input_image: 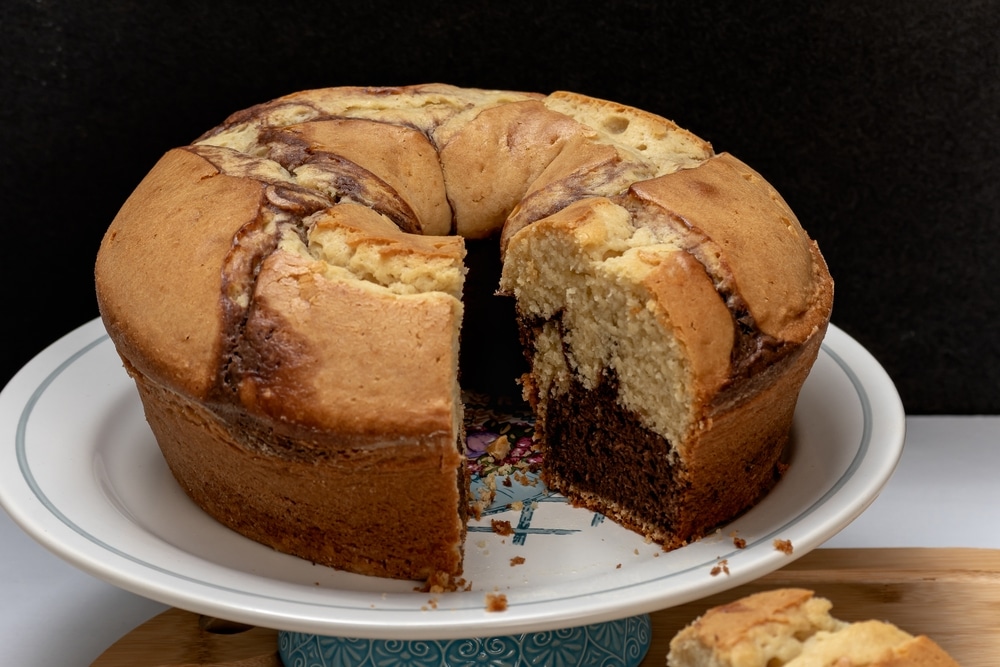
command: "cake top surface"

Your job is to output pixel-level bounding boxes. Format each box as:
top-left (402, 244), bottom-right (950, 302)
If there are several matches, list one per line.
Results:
top-left (95, 84), bottom-right (833, 445)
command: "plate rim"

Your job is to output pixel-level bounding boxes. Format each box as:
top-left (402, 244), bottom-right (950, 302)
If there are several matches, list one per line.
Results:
top-left (0, 318), bottom-right (905, 639)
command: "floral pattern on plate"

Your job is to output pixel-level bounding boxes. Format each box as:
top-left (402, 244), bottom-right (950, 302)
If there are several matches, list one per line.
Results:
top-left (462, 391), bottom-right (605, 546)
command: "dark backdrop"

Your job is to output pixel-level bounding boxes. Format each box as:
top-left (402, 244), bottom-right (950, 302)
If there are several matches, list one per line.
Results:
top-left (2, 0), bottom-right (997, 414)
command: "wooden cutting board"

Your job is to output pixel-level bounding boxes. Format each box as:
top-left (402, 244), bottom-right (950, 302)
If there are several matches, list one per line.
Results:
top-left (91, 548), bottom-right (1000, 667)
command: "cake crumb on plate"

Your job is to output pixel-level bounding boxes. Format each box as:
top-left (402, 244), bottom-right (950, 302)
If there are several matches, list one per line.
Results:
top-left (485, 592), bottom-right (508, 612)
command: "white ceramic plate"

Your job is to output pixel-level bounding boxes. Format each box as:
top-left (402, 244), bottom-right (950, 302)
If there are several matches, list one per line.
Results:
top-left (0, 318), bottom-right (904, 640)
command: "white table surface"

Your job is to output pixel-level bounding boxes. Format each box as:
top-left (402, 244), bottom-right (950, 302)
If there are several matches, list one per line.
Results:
top-left (2, 415), bottom-right (998, 665)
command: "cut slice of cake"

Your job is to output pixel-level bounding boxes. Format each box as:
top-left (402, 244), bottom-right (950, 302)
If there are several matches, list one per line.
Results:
top-left (667, 588), bottom-right (961, 667)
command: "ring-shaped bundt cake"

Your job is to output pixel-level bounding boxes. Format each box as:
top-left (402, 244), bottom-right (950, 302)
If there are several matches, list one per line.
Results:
top-left (95, 84), bottom-right (833, 583)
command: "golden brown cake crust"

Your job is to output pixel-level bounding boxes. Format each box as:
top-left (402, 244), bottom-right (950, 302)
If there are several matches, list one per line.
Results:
top-left (267, 118), bottom-right (453, 235)
top-left (629, 152), bottom-right (830, 343)
top-left (874, 635), bottom-right (964, 666)
top-left (133, 370), bottom-right (466, 580)
top-left (681, 588), bottom-right (820, 649)
top-left (95, 148), bottom-right (265, 399)
top-left (640, 248), bottom-right (735, 407)
top-left (439, 99), bottom-right (586, 239)
top-left (237, 248), bottom-right (462, 438)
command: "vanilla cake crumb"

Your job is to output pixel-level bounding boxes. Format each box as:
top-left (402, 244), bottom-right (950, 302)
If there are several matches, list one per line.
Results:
top-left (774, 539), bottom-right (794, 554)
top-left (485, 592), bottom-right (508, 612)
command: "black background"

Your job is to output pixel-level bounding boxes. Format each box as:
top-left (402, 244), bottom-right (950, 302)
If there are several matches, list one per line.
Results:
top-left (2, 0), bottom-right (997, 414)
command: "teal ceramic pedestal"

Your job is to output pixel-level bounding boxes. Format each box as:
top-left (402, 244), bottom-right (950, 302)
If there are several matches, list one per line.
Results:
top-left (278, 613), bottom-right (651, 666)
